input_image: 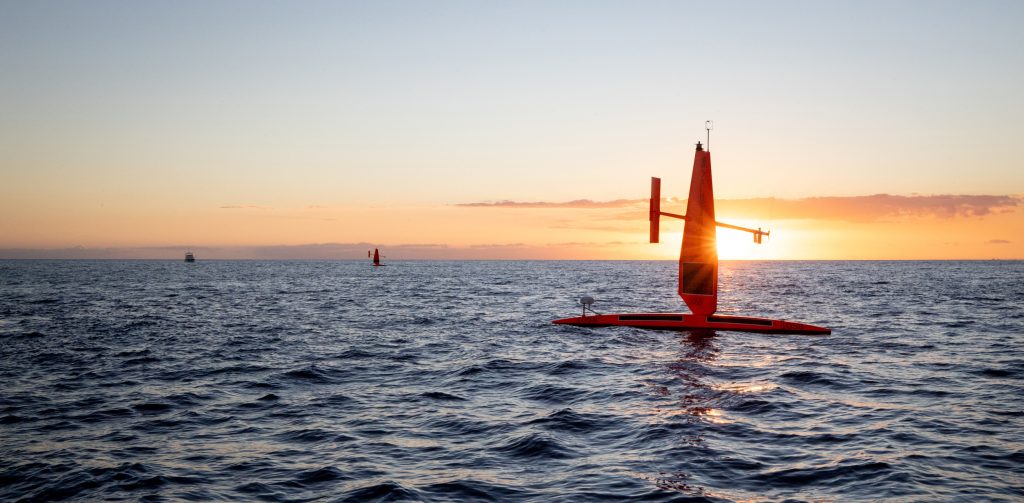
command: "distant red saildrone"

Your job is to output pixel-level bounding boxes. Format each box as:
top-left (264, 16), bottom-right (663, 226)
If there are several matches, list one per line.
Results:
top-left (371, 248), bottom-right (385, 267)
top-left (554, 126), bottom-right (829, 335)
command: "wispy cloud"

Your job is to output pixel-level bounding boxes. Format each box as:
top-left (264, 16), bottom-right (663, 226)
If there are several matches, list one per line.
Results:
top-left (469, 243), bottom-right (526, 249)
top-left (722, 194), bottom-right (1021, 222)
top-left (0, 243), bottom-right (435, 260)
top-left (988, 239), bottom-right (1011, 245)
top-left (554, 240), bottom-right (638, 247)
top-left (550, 222), bottom-right (636, 232)
top-left (459, 194), bottom-right (1021, 223)
top-left (0, 241), bottom-right (649, 260)
top-left (456, 199), bottom-right (646, 208)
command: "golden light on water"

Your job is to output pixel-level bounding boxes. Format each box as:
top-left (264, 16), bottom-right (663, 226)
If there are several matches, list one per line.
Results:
top-left (701, 408), bottom-right (733, 424)
top-left (714, 382), bottom-right (779, 394)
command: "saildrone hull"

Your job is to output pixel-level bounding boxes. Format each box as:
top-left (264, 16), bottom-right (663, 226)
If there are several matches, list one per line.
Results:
top-left (553, 313), bottom-right (830, 335)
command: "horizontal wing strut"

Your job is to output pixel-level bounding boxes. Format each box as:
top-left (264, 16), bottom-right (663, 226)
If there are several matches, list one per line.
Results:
top-left (657, 211), bottom-right (770, 243)
top-left (650, 176), bottom-right (769, 243)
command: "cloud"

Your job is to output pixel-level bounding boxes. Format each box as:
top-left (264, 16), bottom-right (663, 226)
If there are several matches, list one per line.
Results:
top-left (459, 194), bottom-right (1021, 223)
top-left (0, 243), bottom-right (524, 260)
top-left (0, 240), bottom-right (651, 260)
top-left (721, 194), bottom-right (1021, 222)
top-left (554, 241), bottom-right (638, 247)
top-left (456, 199), bottom-right (645, 208)
top-left (469, 243), bottom-right (526, 249)
top-left (550, 223), bottom-right (635, 232)
top-left (988, 239), bottom-right (1011, 245)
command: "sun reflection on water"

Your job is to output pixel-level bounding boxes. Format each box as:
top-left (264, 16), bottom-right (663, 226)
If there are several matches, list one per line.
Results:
top-left (714, 382), bottom-right (779, 394)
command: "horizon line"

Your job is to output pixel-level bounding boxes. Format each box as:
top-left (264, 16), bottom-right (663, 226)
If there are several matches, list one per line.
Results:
top-left (1, 257), bottom-right (1020, 262)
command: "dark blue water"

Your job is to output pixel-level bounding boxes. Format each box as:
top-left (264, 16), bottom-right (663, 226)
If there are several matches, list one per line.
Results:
top-left (1, 260), bottom-right (1022, 502)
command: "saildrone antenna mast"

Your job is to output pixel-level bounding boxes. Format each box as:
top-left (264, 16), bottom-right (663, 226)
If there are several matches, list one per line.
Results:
top-left (705, 120), bottom-right (713, 151)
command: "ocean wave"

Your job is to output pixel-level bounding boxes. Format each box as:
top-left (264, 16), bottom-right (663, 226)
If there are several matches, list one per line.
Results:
top-left (2, 260), bottom-right (1022, 501)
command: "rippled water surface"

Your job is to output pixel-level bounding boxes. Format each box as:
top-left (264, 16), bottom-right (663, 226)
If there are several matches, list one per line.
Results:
top-left (1, 260), bottom-right (1022, 502)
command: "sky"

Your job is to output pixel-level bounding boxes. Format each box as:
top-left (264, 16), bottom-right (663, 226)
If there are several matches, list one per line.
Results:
top-left (1, 0), bottom-right (1022, 259)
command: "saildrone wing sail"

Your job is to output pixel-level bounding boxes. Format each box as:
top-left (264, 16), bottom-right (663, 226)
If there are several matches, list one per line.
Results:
top-left (373, 248), bottom-right (380, 265)
top-left (650, 177), bottom-right (661, 243)
top-left (679, 143), bottom-right (717, 315)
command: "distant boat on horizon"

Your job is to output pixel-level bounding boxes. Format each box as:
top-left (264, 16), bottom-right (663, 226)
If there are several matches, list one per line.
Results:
top-left (370, 248), bottom-right (385, 267)
top-left (184, 251), bottom-right (195, 262)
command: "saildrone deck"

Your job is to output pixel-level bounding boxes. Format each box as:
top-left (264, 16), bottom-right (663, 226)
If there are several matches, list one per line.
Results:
top-left (553, 313), bottom-right (829, 335)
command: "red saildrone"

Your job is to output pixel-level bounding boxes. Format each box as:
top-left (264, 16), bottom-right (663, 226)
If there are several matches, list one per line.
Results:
top-left (554, 131), bottom-right (829, 335)
top-left (370, 248), bottom-right (385, 267)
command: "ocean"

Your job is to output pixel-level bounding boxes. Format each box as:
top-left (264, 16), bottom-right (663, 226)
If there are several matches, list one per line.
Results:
top-left (1, 260), bottom-right (1021, 502)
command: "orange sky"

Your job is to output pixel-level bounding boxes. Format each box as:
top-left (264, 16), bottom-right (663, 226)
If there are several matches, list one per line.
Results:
top-left (2, 192), bottom-right (1019, 259)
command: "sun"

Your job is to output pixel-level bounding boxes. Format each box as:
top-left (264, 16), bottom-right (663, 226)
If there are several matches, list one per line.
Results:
top-left (645, 222), bottom-right (783, 260)
top-left (715, 221), bottom-right (769, 260)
